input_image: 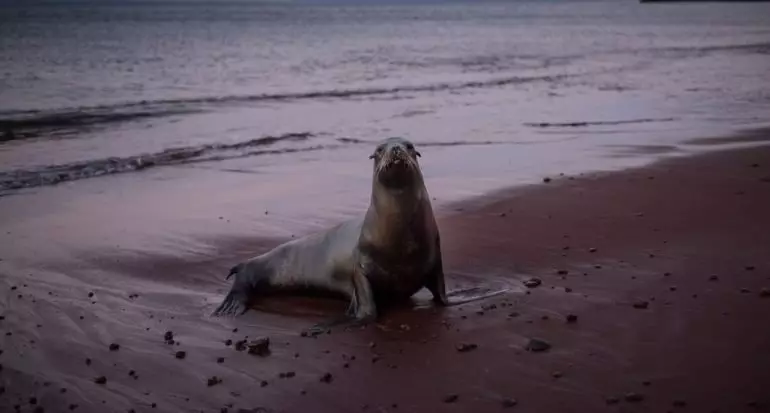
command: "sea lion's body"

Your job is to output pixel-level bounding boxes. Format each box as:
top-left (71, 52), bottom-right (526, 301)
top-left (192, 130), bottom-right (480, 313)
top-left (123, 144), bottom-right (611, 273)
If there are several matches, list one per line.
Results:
top-left (212, 137), bottom-right (465, 326)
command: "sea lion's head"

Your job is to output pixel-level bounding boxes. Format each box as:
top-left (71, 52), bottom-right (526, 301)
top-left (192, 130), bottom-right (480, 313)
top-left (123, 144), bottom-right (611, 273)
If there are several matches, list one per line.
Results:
top-left (370, 137), bottom-right (423, 190)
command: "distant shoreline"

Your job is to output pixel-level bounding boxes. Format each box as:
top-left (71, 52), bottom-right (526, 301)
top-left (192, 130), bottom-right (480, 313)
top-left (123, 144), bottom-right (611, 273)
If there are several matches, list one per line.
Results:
top-left (641, 0), bottom-right (770, 3)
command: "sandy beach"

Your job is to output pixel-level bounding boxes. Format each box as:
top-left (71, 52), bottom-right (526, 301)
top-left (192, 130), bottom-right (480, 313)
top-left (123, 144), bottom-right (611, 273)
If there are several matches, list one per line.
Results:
top-left (2, 129), bottom-right (770, 413)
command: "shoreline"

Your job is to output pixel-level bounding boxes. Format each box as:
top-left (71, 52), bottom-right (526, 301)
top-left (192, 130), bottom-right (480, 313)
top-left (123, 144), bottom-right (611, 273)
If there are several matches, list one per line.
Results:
top-left (2, 137), bottom-right (770, 412)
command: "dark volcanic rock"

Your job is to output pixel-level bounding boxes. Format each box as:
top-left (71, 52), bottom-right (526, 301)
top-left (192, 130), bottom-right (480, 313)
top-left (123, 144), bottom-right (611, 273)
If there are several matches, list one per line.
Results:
top-left (525, 338), bottom-right (551, 353)
top-left (456, 343), bottom-right (478, 353)
top-left (320, 372), bottom-right (333, 383)
top-left (175, 351), bottom-right (186, 359)
top-left (566, 314), bottom-right (578, 323)
top-left (207, 376), bottom-right (222, 387)
top-left (108, 343), bottom-right (120, 351)
top-left (524, 278), bottom-right (542, 288)
top-left (94, 376), bottom-right (107, 385)
top-left (632, 301), bottom-right (649, 309)
top-left (501, 398), bottom-right (518, 408)
top-left (443, 394), bottom-right (459, 403)
top-left (247, 337), bottom-right (270, 356)
top-left (624, 392), bottom-right (644, 403)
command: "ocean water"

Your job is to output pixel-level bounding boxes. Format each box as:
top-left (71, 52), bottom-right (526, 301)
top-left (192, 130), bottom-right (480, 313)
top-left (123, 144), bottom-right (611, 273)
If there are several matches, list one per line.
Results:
top-left (0, 0), bottom-right (769, 198)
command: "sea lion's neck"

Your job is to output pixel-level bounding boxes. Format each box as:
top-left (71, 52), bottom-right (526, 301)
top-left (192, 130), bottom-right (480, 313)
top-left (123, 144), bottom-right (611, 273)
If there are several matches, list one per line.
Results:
top-left (370, 182), bottom-right (424, 216)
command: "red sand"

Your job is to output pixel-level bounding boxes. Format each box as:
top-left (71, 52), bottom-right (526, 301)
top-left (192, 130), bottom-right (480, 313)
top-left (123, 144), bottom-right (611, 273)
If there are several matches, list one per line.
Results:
top-left (2, 144), bottom-right (770, 413)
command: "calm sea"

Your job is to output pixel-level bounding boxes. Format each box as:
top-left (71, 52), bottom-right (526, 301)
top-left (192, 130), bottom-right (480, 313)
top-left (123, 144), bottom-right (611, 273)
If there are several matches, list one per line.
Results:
top-left (1, 0), bottom-right (769, 195)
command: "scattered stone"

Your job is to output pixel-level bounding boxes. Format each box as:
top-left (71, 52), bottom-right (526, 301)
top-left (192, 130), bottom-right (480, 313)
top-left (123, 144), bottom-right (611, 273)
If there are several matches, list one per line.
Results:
top-left (501, 398), bottom-right (518, 408)
top-left (94, 376), bottom-right (107, 385)
top-left (524, 278), bottom-right (542, 288)
top-left (672, 400), bottom-right (688, 408)
top-left (85, 358), bottom-right (92, 366)
top-left (760, 288), bottom-right (770, 297)
top-left (88, 292), bottom-right (94, 298)
top-left (225, 339), bottom-right (232, 346)
top-left (260, 381), bottom-right (268, 387)
top-left (745, 266), bottom-right (756, 271)
top-left (128, 370), bottom-right (136, 377)
top-left (320, 372), bottom-right (333, 383)
top-left (247, 337), bottom-right (271, 356)
top-left (624, 392), bottom-right (644, 402)
top-left (164, 331), bottom-right (173, 342)
top-left (543, 177), bottom-right (552, 183)
top-left (234, 340), bottom-right (247, 351)
top-left (109, 343), bottom-right (120, 351)
top-left (741, 288), bottom-right (751, 294)
top-left (207, 376), bottom-right (222, 387)
top-left (525, 338), bottom-right (551, 353)
top-left (68, 404), bottom-right (78, 410)
top-left (566, 314), bottom-right (578, 323)
top-left (556, 269), bottom-right (568, 275)
top-left (709, 275), bottom-right (719, 281)
top-left (552, 371), bottom-right (563, 378)
top-left (217, 357), bottom-right (225, 363)
top-left (565, 287), bottom-right (573, 293)
top-left (508, 311), bottom-right (520, 318)
top-left (279, 371), bottom-right (296, 379)
top-left (443, 394), bottom-right (459, 403)
top-left (456, 343), bottom-right (478, 353)
top-left (175, 351), bottom-right (186, 359)
top-left (664, 272), bottom-right (672, 277)
top-left (606, 397), bottom-right (620, 405)
top-left (632, 301), bottom-right (649, 309)
top-left (589, 248), bottom-right (597, 253)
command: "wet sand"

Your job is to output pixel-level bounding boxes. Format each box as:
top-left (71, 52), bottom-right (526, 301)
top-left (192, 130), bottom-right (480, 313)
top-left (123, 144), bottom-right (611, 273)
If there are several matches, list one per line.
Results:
top-left (2, 141), bottom-right (770, 413)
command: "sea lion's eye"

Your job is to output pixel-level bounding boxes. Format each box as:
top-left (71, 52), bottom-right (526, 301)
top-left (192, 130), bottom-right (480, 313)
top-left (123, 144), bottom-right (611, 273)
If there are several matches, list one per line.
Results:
top-left (405, 143), bottom-right (420, 157)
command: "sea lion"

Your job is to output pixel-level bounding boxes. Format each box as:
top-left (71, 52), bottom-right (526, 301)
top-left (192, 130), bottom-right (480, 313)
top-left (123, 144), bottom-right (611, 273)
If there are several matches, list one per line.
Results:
top-left (212, 137), bottom-right (501, 328)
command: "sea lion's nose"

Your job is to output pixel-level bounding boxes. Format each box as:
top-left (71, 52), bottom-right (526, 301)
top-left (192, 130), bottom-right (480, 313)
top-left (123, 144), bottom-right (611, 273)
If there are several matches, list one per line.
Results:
top-left (391, 146), bottom-right (404, 155)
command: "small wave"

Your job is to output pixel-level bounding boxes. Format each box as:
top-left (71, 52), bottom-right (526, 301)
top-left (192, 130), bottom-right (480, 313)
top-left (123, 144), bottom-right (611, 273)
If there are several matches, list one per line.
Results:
top-left (0, 132), bottom-right (314, 194)
top-left (0, 106), bottom-right (201, 142)
top-left (1, 72), bottom-right (567, 143)
top-left (524, 118), bottom-right (676, 128)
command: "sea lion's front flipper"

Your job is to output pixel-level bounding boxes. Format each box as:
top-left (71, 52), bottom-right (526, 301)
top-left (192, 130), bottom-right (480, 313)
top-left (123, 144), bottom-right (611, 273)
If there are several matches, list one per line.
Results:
top-left (302, 266), bottom-right (377, 334)
top-left (424, 237), bottom-right (450, 306)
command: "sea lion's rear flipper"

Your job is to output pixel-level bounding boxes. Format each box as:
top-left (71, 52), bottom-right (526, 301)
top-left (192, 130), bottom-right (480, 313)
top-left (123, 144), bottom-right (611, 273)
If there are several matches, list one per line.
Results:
top-left (211, 260), bottom-right (266, 317)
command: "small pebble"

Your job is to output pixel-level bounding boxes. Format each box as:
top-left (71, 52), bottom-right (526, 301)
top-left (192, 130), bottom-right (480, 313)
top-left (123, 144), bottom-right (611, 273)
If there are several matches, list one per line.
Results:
top-left (543, 177), bottom-right (552, 183)
top-left (247, 337), bottom-right (271, 356)
top-left (207, 376), bottom-right (222, 386)
top-left (94, 376), bottom-right (107, 385)
top-left (260, 380), bottom-right (268, 387)
top-left (164, 331), bottom-right (173, 342)
top-left (759, 288), bottom-right (770, 298)
top-left (320, 372), bottom-right (333, 383)
top-left (524, 278), bottom-right (542, 288)
top-left (624, 392), bottom-right (644, 402)
top-left (217, 357), bottom-right (225, 363)
top-left (456, 343), bottom-right (478, 353)
top-left (606, 397), bottom-right (620, 405)
top-left (673, 400), bottom-right (688, 408)
top-left (443, 394), bottom-right (459, 403)
top-left (501, 398), bottom-right (518, 408)
top-left (175, 351), bottom-right (186, 359)
top-left (632, 301), bottom-right (649, 309)
top-left (109, 343), bottom-right (120, 351)
top-left (566, 314), bottom-right (578, 323)
top-left (525, 338), bottom-right (551, 352)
